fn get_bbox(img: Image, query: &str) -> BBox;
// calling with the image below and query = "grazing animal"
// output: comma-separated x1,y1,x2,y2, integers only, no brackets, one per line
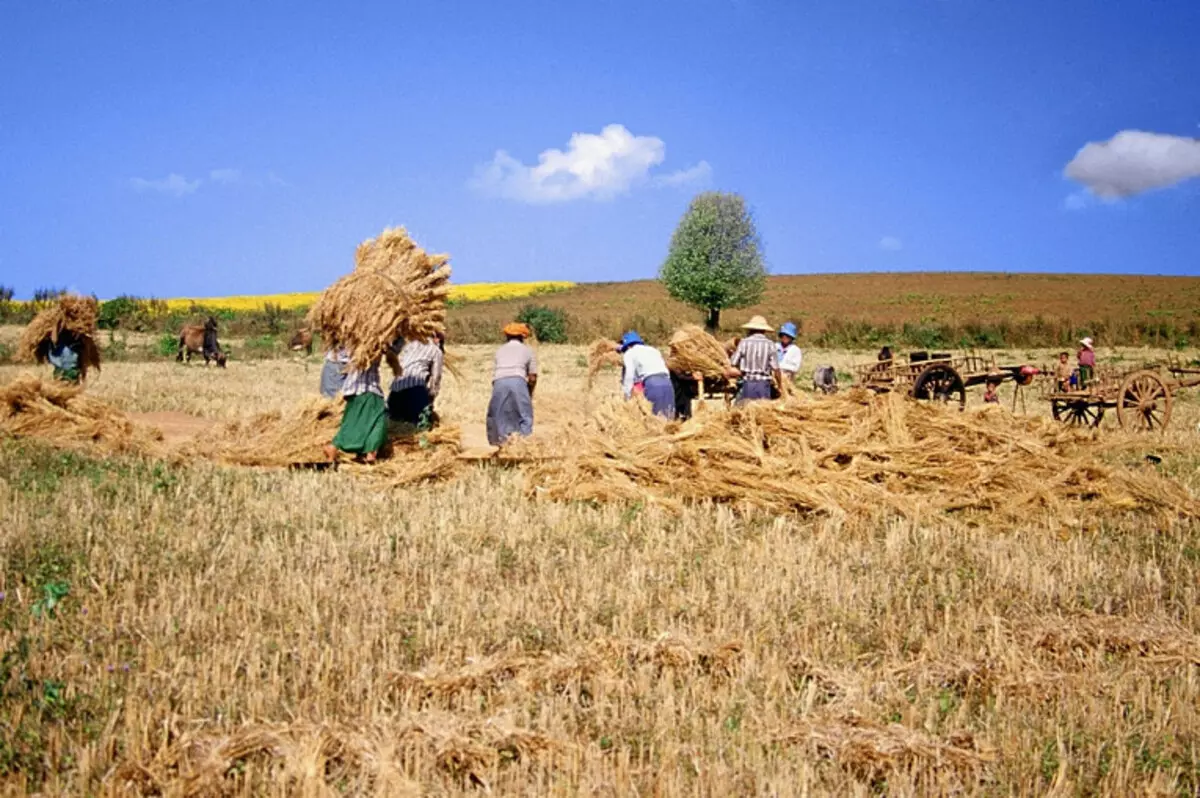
812,365,838,394
289,328,313,356
177,317,227,367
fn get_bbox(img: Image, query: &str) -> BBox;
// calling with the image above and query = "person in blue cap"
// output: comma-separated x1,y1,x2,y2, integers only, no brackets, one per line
777,321,803,386
619,331,675,419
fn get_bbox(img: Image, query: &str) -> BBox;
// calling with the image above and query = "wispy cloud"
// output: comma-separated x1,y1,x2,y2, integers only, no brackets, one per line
128,173,201,197
1064,130,1200,199
208,168,242,185
471,124,710,203
878,236,903,252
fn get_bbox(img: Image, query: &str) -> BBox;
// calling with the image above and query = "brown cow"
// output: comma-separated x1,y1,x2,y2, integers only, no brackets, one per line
177,317,226,367
288,328,313,356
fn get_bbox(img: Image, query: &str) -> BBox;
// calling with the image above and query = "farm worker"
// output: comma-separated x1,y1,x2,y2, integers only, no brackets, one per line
324,347,402,464
486,323,538,446
46,331,83,384
1054,352,1073,392
319,348,350,399
776,322,803,383
619,331,675,419
726,315,781,404
387,333,445,429
1077,338,1096,389
983,377,1001,404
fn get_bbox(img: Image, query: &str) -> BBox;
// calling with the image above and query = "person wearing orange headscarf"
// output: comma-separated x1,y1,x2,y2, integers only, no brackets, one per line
486,322,538,445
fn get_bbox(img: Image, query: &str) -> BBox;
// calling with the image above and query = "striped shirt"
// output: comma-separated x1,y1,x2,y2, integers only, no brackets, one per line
732,333,778,381
325,348,350,364
342,361,384,398
390,339,445,398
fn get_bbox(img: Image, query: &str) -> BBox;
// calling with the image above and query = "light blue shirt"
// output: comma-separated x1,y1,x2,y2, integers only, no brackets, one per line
48,342,80,372
621,344,669,398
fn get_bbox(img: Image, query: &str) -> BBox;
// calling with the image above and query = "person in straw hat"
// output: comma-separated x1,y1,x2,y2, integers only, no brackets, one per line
486,322,538,446
1077,337,1096,389
618,331,675,419
323,345,401,464
726,315,781,404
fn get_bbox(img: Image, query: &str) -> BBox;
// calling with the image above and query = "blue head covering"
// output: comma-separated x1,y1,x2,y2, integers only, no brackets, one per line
619,331,644,351
778,321,798,339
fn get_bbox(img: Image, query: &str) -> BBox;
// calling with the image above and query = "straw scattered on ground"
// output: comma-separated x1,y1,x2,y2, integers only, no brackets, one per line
524,390,1199,519
310,227,452,371
16,294,102,379
0,374,159,453
665,325,732,378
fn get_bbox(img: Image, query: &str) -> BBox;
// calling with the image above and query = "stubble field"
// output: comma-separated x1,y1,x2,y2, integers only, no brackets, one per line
1,343,1198,795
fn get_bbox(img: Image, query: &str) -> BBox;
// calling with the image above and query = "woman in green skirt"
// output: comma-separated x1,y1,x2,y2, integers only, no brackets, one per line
324,348,400,464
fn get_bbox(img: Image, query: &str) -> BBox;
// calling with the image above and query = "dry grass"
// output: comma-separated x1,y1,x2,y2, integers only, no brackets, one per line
309,227,452,370
665,324,732,378
0,347,1198,795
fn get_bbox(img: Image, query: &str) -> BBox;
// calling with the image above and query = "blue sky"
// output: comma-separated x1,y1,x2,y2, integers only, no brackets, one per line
1,0,1198,299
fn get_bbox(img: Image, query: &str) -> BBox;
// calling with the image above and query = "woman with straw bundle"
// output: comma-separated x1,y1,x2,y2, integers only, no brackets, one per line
486,323,538,446
387,333,445,428
324,346,401,464
618,331,675,419
726,315,780,404
319,348,350,398
18,295,101,385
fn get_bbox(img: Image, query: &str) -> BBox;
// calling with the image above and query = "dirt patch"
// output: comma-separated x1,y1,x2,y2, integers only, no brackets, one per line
129,412,215,446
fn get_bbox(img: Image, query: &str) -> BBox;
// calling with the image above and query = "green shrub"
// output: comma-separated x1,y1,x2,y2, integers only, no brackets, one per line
156,333,178,358
516,305,569,344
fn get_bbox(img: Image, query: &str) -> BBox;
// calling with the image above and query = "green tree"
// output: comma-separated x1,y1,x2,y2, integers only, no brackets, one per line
659,191,766,331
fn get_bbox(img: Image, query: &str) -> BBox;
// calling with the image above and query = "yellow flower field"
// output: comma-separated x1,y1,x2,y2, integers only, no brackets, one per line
159,281,575,312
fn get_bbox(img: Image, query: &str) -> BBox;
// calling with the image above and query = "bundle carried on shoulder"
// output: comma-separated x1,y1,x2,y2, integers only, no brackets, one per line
666,325,732,378
16,294,102,379
309,227,451,371
586,338,622,389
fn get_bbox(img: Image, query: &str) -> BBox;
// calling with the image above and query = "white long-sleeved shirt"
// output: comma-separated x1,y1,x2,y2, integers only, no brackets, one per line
621,345,669,398
777,343,803,375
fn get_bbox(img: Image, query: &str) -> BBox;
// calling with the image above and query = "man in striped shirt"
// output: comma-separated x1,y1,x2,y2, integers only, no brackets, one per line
387,335,445,428
726,315,781,404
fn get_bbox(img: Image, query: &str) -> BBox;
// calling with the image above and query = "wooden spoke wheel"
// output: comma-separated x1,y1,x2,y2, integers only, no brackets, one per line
912,364,966,409
1117,370,1172,432
1051,398,1105,428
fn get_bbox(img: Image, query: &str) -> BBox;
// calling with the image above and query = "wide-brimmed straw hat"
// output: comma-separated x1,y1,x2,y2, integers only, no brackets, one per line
503,322,531,338
1079,337,1093,348
741,315,772,332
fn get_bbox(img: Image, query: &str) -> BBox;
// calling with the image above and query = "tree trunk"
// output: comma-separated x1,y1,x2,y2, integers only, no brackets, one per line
705,307,720,333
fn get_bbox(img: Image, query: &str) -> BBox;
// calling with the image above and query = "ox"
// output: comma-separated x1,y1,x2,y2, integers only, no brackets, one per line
289,328,314,356
812,365,838,394
177,317,226,367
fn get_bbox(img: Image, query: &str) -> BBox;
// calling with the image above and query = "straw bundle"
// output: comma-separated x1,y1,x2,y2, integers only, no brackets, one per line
0,375,158,453
666,325,732,378
523,391,1199,520
309,227,451,371
16,294,102,379
585,339,622,389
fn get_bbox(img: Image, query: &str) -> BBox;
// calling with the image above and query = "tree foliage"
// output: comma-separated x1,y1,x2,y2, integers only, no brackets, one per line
659,191,766,330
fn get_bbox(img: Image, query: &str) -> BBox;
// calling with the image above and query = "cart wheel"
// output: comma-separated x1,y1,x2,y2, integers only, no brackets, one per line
1051,399,1105,428
1117,370,1172,432
912,364,966,409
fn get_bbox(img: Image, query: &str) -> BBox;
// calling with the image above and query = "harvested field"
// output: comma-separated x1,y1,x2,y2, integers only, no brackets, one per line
1,346,1198,795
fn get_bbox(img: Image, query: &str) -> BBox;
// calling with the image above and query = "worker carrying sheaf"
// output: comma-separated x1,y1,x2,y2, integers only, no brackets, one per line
486,322,538,446
725,315,781,404
324,345,402,465
618,331,675,419
1077,338,1096,389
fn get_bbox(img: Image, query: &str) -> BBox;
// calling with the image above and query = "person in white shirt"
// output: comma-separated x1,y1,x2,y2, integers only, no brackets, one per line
776,321,803,384
619,331,675,419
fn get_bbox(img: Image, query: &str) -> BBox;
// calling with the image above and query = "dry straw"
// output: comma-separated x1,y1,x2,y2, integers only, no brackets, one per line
16,294,102,379
0,375,159,453
523,390,1199,520
309,227,451,371
585,338,622,389
666,325,732,378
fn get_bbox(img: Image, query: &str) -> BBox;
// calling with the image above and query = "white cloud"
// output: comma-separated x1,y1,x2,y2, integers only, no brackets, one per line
472,124,709,203
128,173,201,197
1064,130,1200,198
208,168,242,184
879,236,903,252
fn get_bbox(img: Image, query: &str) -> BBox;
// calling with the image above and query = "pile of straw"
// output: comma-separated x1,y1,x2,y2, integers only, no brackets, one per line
309,227,451,371
585,339,621,389
523,391,1198,519
666,325,731,378
0,375,158,453
16,294,102,379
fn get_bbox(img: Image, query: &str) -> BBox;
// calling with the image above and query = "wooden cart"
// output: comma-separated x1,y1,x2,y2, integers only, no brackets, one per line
853,351,1033,408
1042,355,1200,431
